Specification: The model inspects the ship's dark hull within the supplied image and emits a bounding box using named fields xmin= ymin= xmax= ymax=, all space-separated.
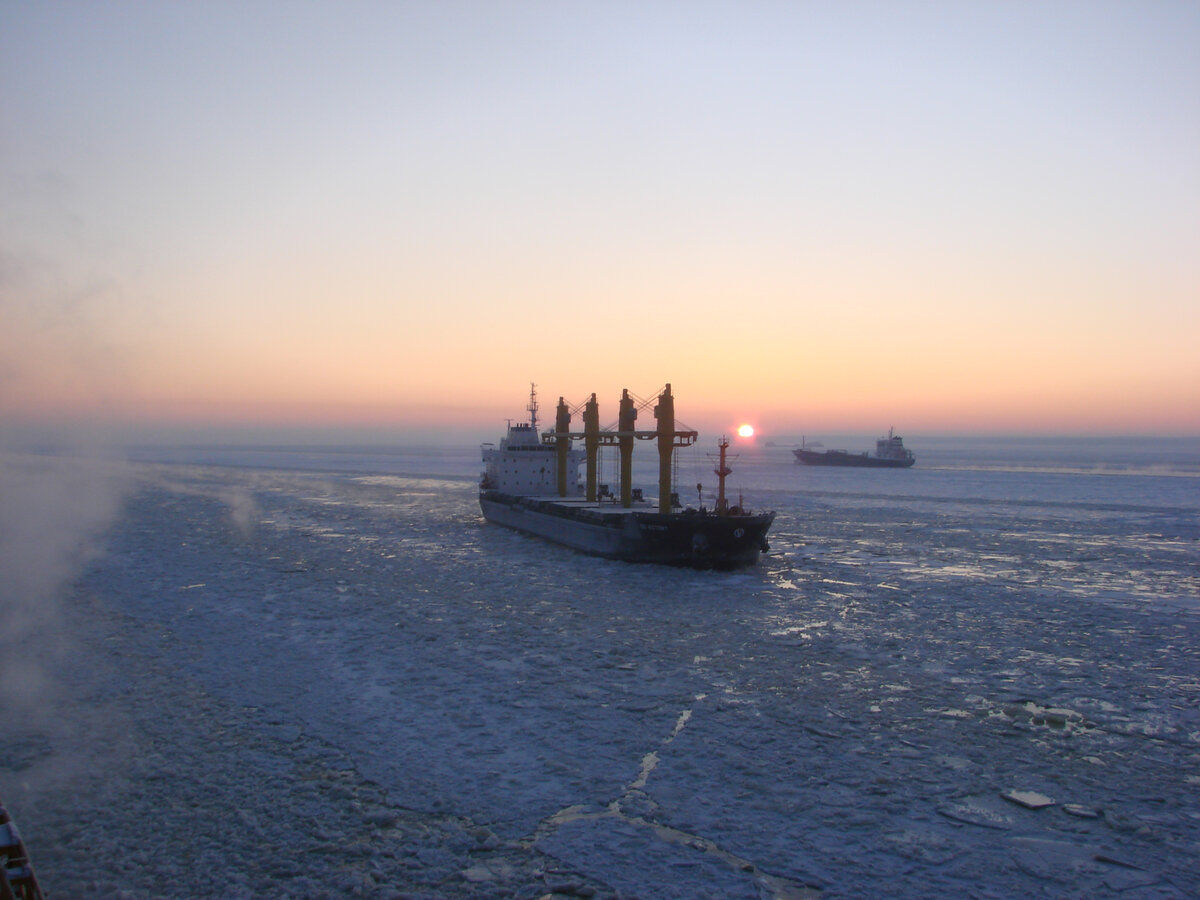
xmin=480 ymin=491 xmax=774 ymax=569
xmin=793 ymin=448 xmax=915 ymax=468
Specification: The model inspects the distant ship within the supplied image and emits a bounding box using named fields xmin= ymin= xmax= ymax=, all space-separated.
xmin=480 ymin=384 xmax=775 ymax=568
xmin=793 ymin=429 xmax=916 ymax=468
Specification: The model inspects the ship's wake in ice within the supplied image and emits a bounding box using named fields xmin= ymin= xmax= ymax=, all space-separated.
xmin=533 ymin=699 xmax=822 ymax=899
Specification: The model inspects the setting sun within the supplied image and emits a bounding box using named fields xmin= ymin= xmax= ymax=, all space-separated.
xmin=737 ymin=424 xmax=755 ymax=438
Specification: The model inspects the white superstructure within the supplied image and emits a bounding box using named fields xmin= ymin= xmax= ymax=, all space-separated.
xmin=480 ymin=387 xmax=584 ymax=497
xmin=874 ymin=428 xmax=915 ymax=463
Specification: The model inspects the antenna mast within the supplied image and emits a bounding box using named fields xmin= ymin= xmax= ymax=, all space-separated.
xmin=527 ymin=382 xmax=538 ymax=429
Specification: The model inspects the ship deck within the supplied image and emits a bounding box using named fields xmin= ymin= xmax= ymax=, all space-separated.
xmin=485 ymin=493 xmax=769 ymax=523
xmin=505 ymin=495 xmax=656 ymax=519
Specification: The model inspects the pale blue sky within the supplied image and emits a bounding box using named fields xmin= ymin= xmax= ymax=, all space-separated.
xmin=3 ymin=1 xmax=1198 ymax=440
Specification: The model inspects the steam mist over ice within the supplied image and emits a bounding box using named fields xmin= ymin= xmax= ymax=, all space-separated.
xmin=0 ymin=451 xmax=127 ymax=718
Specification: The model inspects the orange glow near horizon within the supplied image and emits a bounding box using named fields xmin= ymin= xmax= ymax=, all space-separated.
xmin=4 ymin=295 xmax=1199 ymax=440
xmin=8 ymin=368 xmax=1199 ymax=441
xmin=4 ymin=182 xmax=1197 ymax=440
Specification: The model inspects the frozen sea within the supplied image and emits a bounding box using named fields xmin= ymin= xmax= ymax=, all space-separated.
xmin=2 ymin=436 xmax=1198 ymax=899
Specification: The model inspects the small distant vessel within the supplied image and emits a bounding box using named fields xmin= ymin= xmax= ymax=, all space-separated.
xmin=480 ymin=383 xmax=775 ymax=568
xmin=793 ymin=428 xmax=916 ymax=468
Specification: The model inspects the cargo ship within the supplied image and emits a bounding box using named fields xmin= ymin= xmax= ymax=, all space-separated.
xmin=793 ymin=429 xmax=916 ymax=468
xmin=480 ymin=384 xmax=774 ymax=568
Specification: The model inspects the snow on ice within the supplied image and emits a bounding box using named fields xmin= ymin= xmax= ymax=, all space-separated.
xmin=1 ymin=443 xmax=1198 ymax=898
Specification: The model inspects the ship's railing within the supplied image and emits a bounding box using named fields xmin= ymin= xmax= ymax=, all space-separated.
xmin=0 ymin=799 xmax=46 ymax=900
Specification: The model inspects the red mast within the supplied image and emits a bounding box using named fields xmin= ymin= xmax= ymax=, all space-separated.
xmin=714 ymin=435 xmax=732 ymax=515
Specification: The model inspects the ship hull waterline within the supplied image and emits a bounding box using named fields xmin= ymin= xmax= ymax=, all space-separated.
xmin=480 ymin=491 xmax=775 ymax=570
xmin=793 ymin=448 xmax=915 ymax=468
